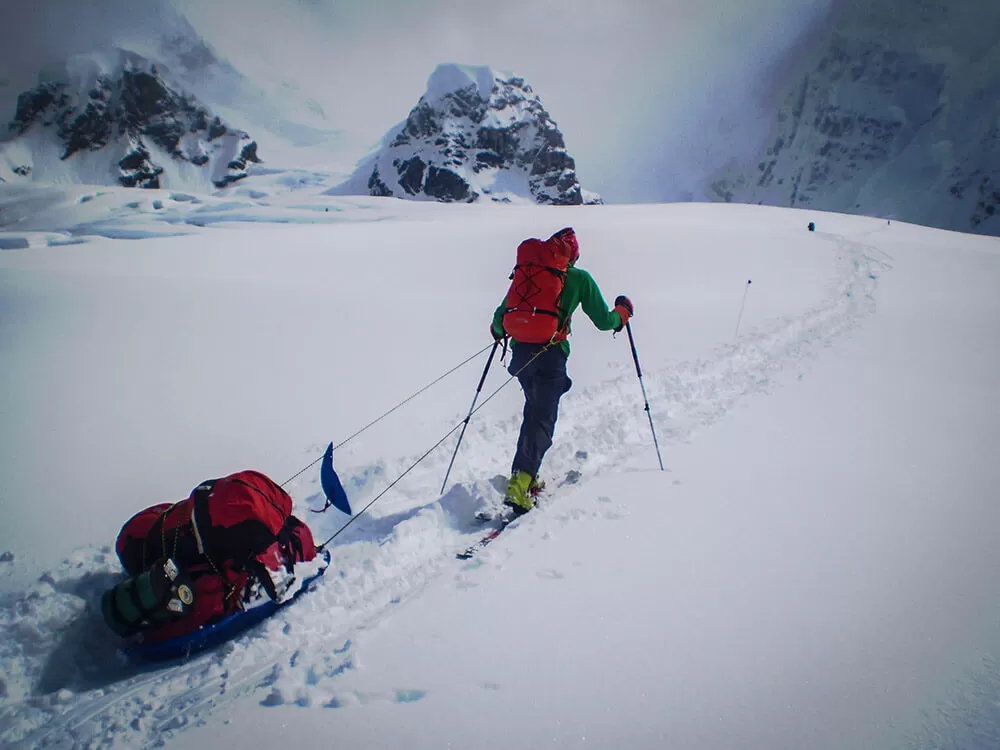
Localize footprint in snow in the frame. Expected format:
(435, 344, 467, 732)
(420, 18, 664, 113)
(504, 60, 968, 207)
(322, 689, 427, 707)
(395, 689, 427, 703)
(536, 569, 565, 580)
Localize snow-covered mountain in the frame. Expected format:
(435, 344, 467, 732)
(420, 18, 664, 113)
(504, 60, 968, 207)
(0, 1, 354, 192)
(330, 64, 600, 205)
(1, 49, 260, 191)
(134, 13, 351, 170)
(709, 0, 1000, 236)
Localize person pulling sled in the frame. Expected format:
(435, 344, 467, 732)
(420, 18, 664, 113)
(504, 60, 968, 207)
(491, 227, 633, 513)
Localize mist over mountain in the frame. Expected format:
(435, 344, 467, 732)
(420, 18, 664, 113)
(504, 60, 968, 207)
(1, 48, 261, 191)
(708, 0, 1000, 236)
(0, 0, 352, 191)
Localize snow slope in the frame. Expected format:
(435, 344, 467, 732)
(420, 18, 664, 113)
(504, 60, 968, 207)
(1, 194, 999, 748)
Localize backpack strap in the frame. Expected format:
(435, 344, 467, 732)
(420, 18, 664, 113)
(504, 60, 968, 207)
(229, 476, 288, 518)
(190, 479, 219, 557)
(506, 263, 566, 319)
(190, 478, 246, 603)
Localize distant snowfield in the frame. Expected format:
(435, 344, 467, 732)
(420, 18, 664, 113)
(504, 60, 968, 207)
(1, 189, 998, 749)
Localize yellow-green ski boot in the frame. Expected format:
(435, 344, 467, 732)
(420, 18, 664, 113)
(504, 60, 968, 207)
(504, 470, 535, 514)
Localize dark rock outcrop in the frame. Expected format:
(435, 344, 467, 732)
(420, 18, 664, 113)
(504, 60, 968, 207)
(5, 50, 261, 190)
(335, 64, 599, 205)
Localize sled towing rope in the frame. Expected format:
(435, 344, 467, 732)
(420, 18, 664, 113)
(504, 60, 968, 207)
(308, 322, 664, 550)
(280, 342, 496, 494)
(311, 339, 557, 551)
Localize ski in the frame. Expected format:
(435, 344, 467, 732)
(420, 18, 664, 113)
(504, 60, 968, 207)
(457, 510, 525, 559)
(459, 466, 582, 560)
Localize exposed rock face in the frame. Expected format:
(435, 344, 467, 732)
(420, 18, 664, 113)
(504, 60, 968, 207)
(333, 64, 599, 205)
(118, 139, 163, 188)
(709, 0, 1000, 236)
(4, 50, 261, 190)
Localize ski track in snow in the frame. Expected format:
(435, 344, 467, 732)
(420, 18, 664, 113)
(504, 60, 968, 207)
(0, 230, 891, 749)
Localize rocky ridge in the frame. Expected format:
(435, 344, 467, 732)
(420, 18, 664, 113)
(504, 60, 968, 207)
(332, 64, 598, 205)
(2, 50, 260, 190)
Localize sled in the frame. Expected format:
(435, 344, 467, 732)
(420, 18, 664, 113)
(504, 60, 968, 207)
(124, 548, 331, 663)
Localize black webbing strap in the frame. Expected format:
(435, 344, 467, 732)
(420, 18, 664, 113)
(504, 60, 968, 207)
(191, 479, 219, 558)
(508, 262, 566, 319)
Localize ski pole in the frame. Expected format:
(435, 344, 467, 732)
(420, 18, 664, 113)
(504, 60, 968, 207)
(318, 339, 552, 549)
(625, 322, 664, 471)
(281, 342, 493, 488)
(440, 339, 501, 494)
(734, 279, 752, 342)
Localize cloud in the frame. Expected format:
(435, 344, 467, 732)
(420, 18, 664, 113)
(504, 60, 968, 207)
(2, 0, 835, 202)
(0, 0, 185, 118)
(174, 0, 835, 201)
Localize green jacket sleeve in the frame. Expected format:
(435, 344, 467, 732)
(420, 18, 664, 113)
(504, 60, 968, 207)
(571, 268, 623, 331)
(492, 299, 506, 335)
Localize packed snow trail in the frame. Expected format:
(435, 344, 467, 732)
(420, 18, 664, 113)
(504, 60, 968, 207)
(0, 220, 889, 749)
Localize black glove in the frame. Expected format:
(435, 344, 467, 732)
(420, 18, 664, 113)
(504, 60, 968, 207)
(490, 322, 506, 341)
(613, 295, 633, 332)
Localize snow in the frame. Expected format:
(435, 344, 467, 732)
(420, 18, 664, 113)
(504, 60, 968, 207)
(709, 0, 1000, 237)
(1, 190, 999, 749)
(425, 63, 502, 104)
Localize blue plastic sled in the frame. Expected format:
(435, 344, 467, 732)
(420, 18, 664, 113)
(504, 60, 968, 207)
(125, 549, 331, 663)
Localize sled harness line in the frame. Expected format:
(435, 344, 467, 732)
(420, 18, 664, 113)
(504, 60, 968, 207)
(280, 342, 495, 489)
(316, 337, 556, 550)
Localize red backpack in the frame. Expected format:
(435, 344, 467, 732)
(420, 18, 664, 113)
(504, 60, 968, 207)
(110, 470, 316, 642)
(503, 237, 573, 343)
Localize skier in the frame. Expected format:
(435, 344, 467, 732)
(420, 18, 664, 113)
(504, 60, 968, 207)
(490, 227, 632, 513)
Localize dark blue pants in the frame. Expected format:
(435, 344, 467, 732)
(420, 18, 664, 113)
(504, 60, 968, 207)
(509, 343, 572, 478)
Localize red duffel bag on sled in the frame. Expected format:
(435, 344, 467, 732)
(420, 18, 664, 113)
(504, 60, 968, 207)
(102, 470, 317, 644)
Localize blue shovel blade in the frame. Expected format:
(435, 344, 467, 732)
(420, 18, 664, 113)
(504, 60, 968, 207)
(320, 442, 351, 515)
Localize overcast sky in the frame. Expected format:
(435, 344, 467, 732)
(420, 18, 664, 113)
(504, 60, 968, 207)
(1, 0, 836, 202)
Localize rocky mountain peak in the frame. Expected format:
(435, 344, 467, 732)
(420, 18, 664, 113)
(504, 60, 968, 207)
(332, 64, 599, 205)
(2, 49, 260, 190)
